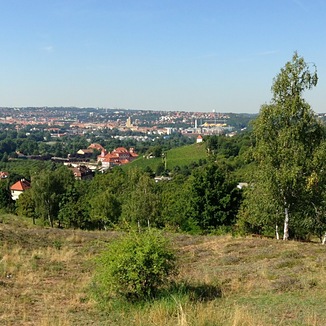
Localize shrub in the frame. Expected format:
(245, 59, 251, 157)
(94, 229, 177, 302)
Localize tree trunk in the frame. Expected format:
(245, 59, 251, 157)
(322, 232, 326, 245)
(48, 212, 53, 228)
(283, 207, 289, 240)
(276, 225, 280, 240)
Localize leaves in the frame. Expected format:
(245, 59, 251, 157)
(94, 229, 176, 301)
(243, 52, 325, 239)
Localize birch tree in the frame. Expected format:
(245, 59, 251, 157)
(252, 52, 324, 240)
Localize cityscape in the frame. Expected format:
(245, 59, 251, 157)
(0, 106, 254, 137)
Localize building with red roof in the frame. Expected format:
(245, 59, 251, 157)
(97, 147, 138, 168)
(0, 171, 9, 179)
(10, 179, 31, 201)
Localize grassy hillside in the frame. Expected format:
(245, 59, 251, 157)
(127, 142, 207, 172)
(1, 215, 326, 325)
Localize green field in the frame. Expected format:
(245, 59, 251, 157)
(127, 142, 208, 172)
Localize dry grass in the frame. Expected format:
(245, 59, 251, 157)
(1, 217, 326, 325)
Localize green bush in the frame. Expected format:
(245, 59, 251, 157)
(94, 229, 177, 302)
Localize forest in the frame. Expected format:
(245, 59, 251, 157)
(1, 53, 326, 242)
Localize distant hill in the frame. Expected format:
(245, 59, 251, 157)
(126, 142, 207, 172)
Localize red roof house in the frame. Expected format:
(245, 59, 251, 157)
(0, 171, 9, 179)
(97, 147, 138, 168)
(10, 179, 31, 201)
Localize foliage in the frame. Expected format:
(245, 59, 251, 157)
(121, 173, 161, 228)
(57, 182, 91, 229)
(31, 166, 75, 227)
(16, 189, 37, 223)
(159, 174, 195, 232)
(242, 52, 325, 239)
(0, 180, 15, 212)
(186, 163, 242, 231)
(2, 128, 247, 234)
(94, 229, 177, 301)
(89, 190, 121, 229)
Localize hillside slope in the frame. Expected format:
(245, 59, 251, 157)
(127, 142, 207, 172)
(1, 217, 326, 325)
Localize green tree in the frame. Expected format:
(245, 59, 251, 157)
(303, 141, 326, 241)
(187, 163, 241, 231)
(57, 183, 90, 229)
(159, 175, 196, 232)
(16, 189, 37, 224)
(155, 163, 165, 176)
(121, 173, 161, 228)
(89, 190, 121, 229)
(0, 180, 14, 212)
(1, 152, 8, 162)
(250, 52, 324, 240)
(32, 166, 75, 227)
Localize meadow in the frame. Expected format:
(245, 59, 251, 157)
(126, 142, 207, 172)
(1, 214, 326, 325)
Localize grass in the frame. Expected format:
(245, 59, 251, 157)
(164, 143, 207, 169)
(1, 215, 326, 325)
(126, 142, 208, 172)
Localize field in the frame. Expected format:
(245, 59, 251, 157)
(1, 215, 326, 325)
(127, 142, 207, 171)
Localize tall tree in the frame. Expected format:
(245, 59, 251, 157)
(32, 166, 75, 227)
(16, 189, 37, 224)
(187, 163, 241, 231)
(89, 190, 121, 229)
(251, 52, 324, 240)
(0, 179, 14, 212)
(121, 173, 161, 228)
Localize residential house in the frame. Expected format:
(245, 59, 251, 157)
(76, 148, 94, 157)
(10, 179, 31, 201)
(76, 144, 104, 159)
(98, 147, 138, 168)
(68, 165, 94, 180)
(0, 171, 9, 179)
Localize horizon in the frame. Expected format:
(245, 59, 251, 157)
(1, 1, 325, 113)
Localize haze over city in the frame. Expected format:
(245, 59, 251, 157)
(1, 0, 325, 113)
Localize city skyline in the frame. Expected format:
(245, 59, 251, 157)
(1, 0, 325, 113)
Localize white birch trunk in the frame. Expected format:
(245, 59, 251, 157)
(283, 207, 289, 240)
(276, 225, 280, 240)
(322, 232, 326, 245)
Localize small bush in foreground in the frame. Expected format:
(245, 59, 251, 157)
(94, 229, 177, 302)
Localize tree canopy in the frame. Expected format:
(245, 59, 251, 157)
(242, 52, 325, 240)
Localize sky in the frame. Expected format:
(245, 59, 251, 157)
(0, 0, 326, 113)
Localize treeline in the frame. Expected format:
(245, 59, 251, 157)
(7, 158, 241, 233)
(0, 129, 252, 234)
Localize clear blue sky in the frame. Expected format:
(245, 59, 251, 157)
(0, 0, 325, 113)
